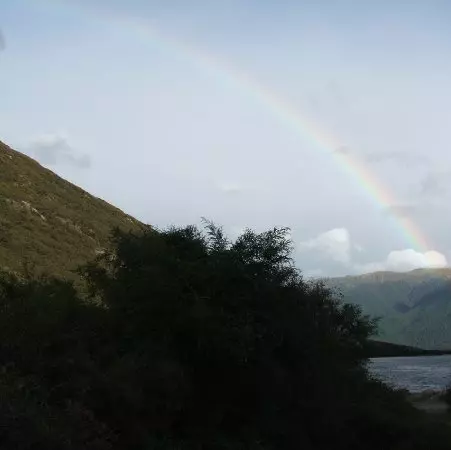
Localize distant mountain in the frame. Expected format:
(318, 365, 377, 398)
(366, 340, 451, 357)
(0, 140, 145, 278)
(328, 269, 451, 349)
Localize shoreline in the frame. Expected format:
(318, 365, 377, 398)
(408, 390, 449, 416)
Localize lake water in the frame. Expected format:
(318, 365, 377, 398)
(369, 355, 451, 392)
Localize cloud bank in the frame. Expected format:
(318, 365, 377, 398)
(300, 227, 448, 275)
(299, 228, 352, 264)
(25, 134, 91, 169)
(335, 147, 428, 167)
(420, 170, 451, 198)
(356, 249, 448, 274)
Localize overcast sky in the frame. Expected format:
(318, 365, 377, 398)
(1, 0, 451, 276)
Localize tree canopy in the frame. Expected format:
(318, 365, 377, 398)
(1, 222, 450, 449)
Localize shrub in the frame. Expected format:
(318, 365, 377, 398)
(1, 222, 451, 449)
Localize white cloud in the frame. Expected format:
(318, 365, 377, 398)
(300, 228, 448, 275)
(218, 182, 243, 194)
(354, 243, 364, 253)
(356, 249, 448, 274)
(25, 133, 91, 169)
(300, 228, 351, 264)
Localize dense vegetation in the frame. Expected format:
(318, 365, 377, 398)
(328, 269, 451, 349)
(0, 141, 144, 278)
(443, 386, 451, 413)
(1, 222, 451, 449)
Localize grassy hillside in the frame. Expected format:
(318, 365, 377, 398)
(328, 269, 451, 349)
(0, 140, 145, 278)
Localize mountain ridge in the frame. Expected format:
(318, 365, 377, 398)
(0, 140, 146, 278)
(329, 267, 451, 283)
(327, 268, 451, 349)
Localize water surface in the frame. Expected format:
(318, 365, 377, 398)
(369, 355, 451, 392)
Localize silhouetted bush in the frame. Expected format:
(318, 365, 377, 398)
(0, 222, 451, 449)
(442, 384, 451, 414)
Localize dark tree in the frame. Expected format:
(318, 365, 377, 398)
(1, 222, 450, 449)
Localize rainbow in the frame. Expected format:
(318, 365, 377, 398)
(49, 1, 434, 254)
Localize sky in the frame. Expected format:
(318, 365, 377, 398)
(1, 0, 451, 277)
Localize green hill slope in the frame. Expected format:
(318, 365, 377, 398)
(0, 140, 145, 278)
(328, 269, 451, 349)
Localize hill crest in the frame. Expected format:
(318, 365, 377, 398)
(0, 140, 145, 278)
(328, 267, 451, 349)
(329, 267, 451, 284)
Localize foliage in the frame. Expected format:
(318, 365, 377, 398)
(0, 271, 114, 449)
(1, 222, 451, 449)
(442, 385, 451, 414)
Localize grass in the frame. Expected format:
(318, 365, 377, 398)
(0, 140, 146, 279)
